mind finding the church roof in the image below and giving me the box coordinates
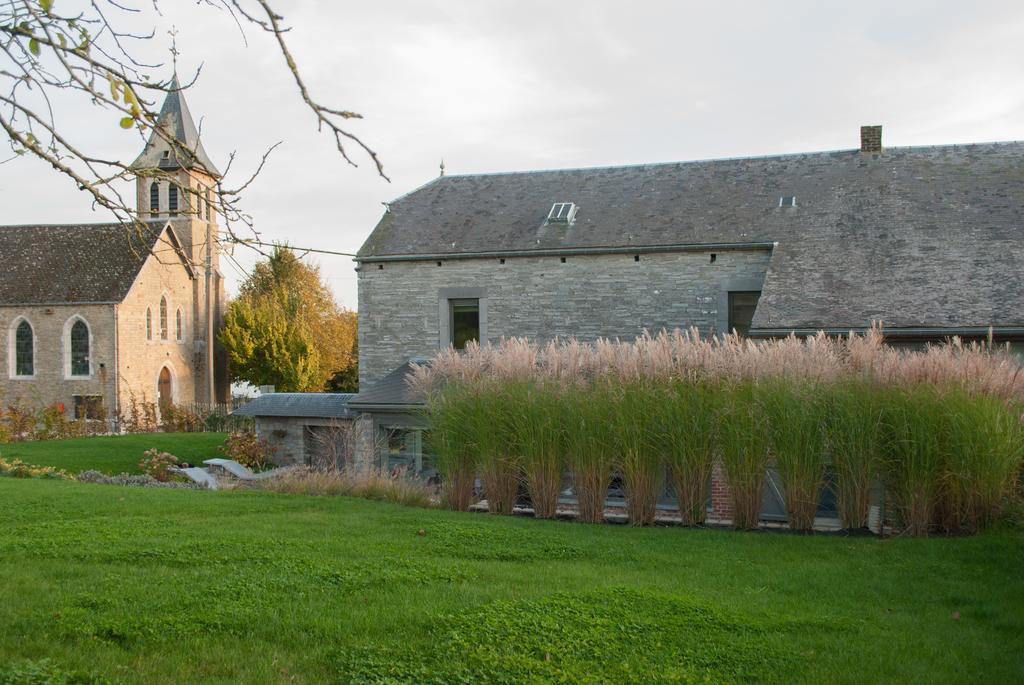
[357,141,1024,332]
[130,76,221,177]
[0,220,189,305]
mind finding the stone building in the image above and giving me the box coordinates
[233,393,357,466]
[0,79,229,425]
[351,125,1024,477]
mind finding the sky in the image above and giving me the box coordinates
[2,1,1023,310]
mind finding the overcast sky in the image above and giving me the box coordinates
[2,1,1023,309]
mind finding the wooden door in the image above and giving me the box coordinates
[158,367,172,409]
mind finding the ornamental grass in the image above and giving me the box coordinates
[761,380,829,531]
[717,382,771,530]
[561,382,617,524]
[825,380,885,529]
[659,380,718,526]
[412,327,1024,535]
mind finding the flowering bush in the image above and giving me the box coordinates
[138,448,180,482]
[78,470,199,489]
[0,457,71,480]
[219,431,275,469]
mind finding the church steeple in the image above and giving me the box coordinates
[130,75,220,178]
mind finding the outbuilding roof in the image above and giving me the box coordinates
[0,220,188,305]
[348,361,428,409]
[232,393,358,419]
[357,141,1024,332]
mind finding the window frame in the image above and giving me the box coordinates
[65,316,92,379]
[449,298,480,351]
[727,291,761,338]
[145,307,153,341]
[73,394,104,421]
[175,308,184,342]
[159,296,169,341]
[10,318,35,379]
[149,182,160,213]
[168,184,179,216]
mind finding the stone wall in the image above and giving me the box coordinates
[254,416,357,467]
[357,248,772,387]
[116,229,199,415]
[0,303,117,417]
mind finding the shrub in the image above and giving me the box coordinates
[0,457,71,480]
[826,380,885,529]
[138,448,180,482]
[562,382,617,524]
[77,470,200,489]
[611,382,663,526]
[717,382,771,530]
[660,380,718,526]
[761,380,828,531]
[219,431,275,469]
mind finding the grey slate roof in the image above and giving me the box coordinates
[130,75,221,177]
[0,220,186,305]
[233,393,358,419]
[348,361,428,408]
[357,142,1024,331]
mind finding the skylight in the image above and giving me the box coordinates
[547,202,577,223]
[779,196,797,208]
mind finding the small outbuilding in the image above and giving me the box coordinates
[232,393,358,467]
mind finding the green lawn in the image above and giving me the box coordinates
[0,433,228,475]
[0,480,1021,683]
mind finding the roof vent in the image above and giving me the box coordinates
[779,196,797,208]
[547,202,577,223]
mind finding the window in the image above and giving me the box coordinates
[73,395,104,420]
[449,299,479,350]
[206,189,212,221]
[728,291,761,337]
[779,196,797,207]
[70,319,89,376]
[168,184,178,216]
[175,308,184,341]
[159,296,168,340]
[547,202,576,223]
[381,426,437,479]
[149,182,159,212]
[146,307,153,340]
[14,320,33,376]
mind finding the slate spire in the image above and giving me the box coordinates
[130,75,221,177]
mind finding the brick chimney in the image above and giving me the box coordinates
[860,125,882,153]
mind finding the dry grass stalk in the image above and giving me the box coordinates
[259,467,437,508]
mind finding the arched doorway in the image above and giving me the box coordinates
[158,366,173,410]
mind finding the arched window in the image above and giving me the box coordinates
[146,307,153,340]
[168,184,178,216]
[206,189,212,221]
[70,319,90,377]
[149,182,159,212]
[159,296,169,340]
[14,320,33,376]
[175,308,183,341]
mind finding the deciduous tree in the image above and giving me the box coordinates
[221,246,357,391]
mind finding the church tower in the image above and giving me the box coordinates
[130,76,228,403]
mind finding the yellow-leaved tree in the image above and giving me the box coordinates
[220,246,357,392]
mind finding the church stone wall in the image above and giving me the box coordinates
[0,304,117,417]
[116,230,199,412]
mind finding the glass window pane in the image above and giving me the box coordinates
[15,321,32,376]
[70,320,89,376]
[450,299,479,350]
[728,291,761,338]
[159,297,168,340]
